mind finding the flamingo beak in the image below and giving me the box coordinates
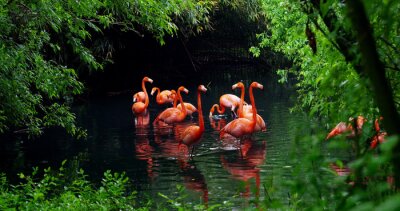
[151,89,155,95]
[133,97,137,103]
[148,78,153,83]
[183,88,189,94]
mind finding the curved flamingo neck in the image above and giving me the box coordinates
[154,87,161,102]
[210,104,220,116]
[249,85,257,129]
[238,86,245,118]
[177,88,187,117]
[198,89,204,132]
[171,91,178,108]
[142,79,149,108]
[374,119,380,132]
[217,104,225,114]
[154,87,160,95]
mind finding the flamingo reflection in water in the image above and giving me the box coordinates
[209,113,227,132]
[154,135,209,206]
[178,159,209,207]
[220,139,266,200]
[134,123,157,180]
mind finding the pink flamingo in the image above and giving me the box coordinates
[151,87,174,105]
[219,82,263,140]
[153,86,189,125]
[132,76,153,115]
[234,83,266,133]
[209,104,221,117]
[177,102,197,118]
[325,116,366,140]
[169,89,197,117]
[326,116,386,149]
[369,117,387,149]
[210,94,243,117]
[179,85,207,156]
[133,91,146,103]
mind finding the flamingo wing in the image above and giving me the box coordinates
[158,108,184,124]
[132,102,146,114]
[181,126,201,145]
[220,118,252,138]
[326,122,351,140]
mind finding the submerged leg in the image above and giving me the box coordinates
[238,138,243,158]
[191,146,195,158]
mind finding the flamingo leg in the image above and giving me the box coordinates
[191,146,195,158]
[231,110,237,119]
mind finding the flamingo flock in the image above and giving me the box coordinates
[131,76,267,157]
[326,115,387,149]
[130,76,391,203]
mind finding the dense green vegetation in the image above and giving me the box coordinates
[1,0,400,210]
[0,0,216,137]
[0,160,229,210]
[249,0,400,209]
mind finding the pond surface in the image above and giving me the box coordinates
[0,64,308,208]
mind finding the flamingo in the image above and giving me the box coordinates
[177,103,197,118]
[234,83,266,133]
[179,85,207,156]
[151,87,174,105]
[170,90,197,117]
[209,94,243,117]
[220,140,266,199]
[153,86,189,125]
[325,116,366,140]
[132,76,153,115]
[209,104,221,117]
[326,116,386,149]
[133,91,146,103]
[220,82,263,140]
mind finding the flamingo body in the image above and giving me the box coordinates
[220,118,254,138]
[153,86,188,125]
[151,87,174,105]
[210,94,244,117]
[180,85,207,151]
[132,77,153,116]
[133,91,146,103]
[181,126,202,146]
[155,108,187,124]
[220,82,263,140]
[177,103,197,116]
[326,122,351,140]
[241,105,266,132]
[220,94,241,110]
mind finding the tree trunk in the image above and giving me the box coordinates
[345,0,400,187]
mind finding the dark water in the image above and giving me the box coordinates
[0,64,307,208]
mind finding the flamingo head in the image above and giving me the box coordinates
[143,76,153,83]
[178,86,189,94]
[151,87,157,96]
[251,82,263,90]
[198,84,207,93]
[232,82,245,90]
[133,93,139,103]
